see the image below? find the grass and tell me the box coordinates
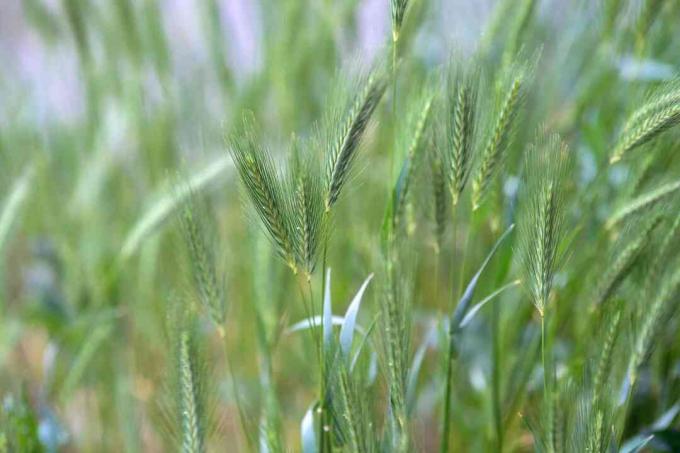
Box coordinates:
[3,0,680,451]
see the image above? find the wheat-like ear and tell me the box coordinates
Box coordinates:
[517,131,570,316]
[592,309,622,406]
[628,261,680,387]
[446,65,479,206]
[592,213,661,307]
[610,79,680,163]
[605,178,680,229]
[325,70,387,211]
[228,114,298,273]
[472,68,526,210]
[178,329,204,453]
[289,137,325,277]
[393,87,435,226]
[379,256,412,451]
[429,137,448,253]
[178,191,226,326]
[390,0,409,40]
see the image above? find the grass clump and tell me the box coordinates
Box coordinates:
[7,0,680,452]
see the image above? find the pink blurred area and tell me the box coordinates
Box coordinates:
[0,0,488,125]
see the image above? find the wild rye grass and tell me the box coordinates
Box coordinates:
[3,0,680,452]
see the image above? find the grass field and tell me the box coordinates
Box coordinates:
[2,0,680,451]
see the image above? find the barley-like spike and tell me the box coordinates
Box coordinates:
[593,214,661,307]
[390,0,409,40]
[380,258,411,449]
[430,141,448,253]
[605,178,680,229]
[448,71,478,206]
[518,132,569,315]
[472,75,524,210]
[325,72,387,211]
[629,264,680,385]
[611,80,680,163]
[179,195,225,326]
[336,365,372,453]
[611,104,680,163]
[290,144,324,276]
[394,91,434,224]
[179,330,204,453]
[592,310,621,404]
[586,410,604,453]
[229,115,298,272]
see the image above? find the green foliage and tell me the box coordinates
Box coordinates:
[4,0,680,451]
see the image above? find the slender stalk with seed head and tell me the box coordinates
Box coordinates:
[517,132,570,417]
[394,90,434,227]
[592,310,621,405]
[289,140,325,278]
[472,72,525,210]
[610,80,680,163]
[178,329,205,453]
[178,194,225,326]
[605,178,680,228]
[593,214,661,307]
[325,72,387,211]
[228,115,299,273]
[446,69,478,207]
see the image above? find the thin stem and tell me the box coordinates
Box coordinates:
[441,334,454,453]
[541,313,548,400]
[441,206,460,453]
[434,250,441,306]
[457,206,475,300]
[391,35,398,182]
[319,231,331,453]
[491,301,503,452]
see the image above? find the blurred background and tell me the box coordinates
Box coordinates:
[2,0,680,451]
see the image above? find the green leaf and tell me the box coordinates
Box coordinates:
[339,274,374,359]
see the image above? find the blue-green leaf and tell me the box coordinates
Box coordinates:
[301,402,318,453]
[451,224,515,329]
[339,274,374,358]
[458,280,520,328]
[323,268,333,348]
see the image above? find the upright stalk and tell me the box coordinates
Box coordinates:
[491,302,503,452]
[391,36,399,181]
[541,312,548,401]
[441,334,455,453]
[441,206,473,452]
[318,229,331,453]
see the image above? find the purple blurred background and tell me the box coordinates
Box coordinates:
[0,0,492,125]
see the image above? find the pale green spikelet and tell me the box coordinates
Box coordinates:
[379,258,411,451]
[611,80,680,163]
[628,263,680,387]
[605,178,680,229]
[394,89,434,226]
[446,67,479,207]
[593,214,661,307]
[472,72,525,210]
[178,330,205,453]
[178,194,226,326]
[518,132,570,316]
[390,0,409,41]
[325,70,387,211]
[229,114,299,273]
[592,310,621,405]
[289,138,325,277]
